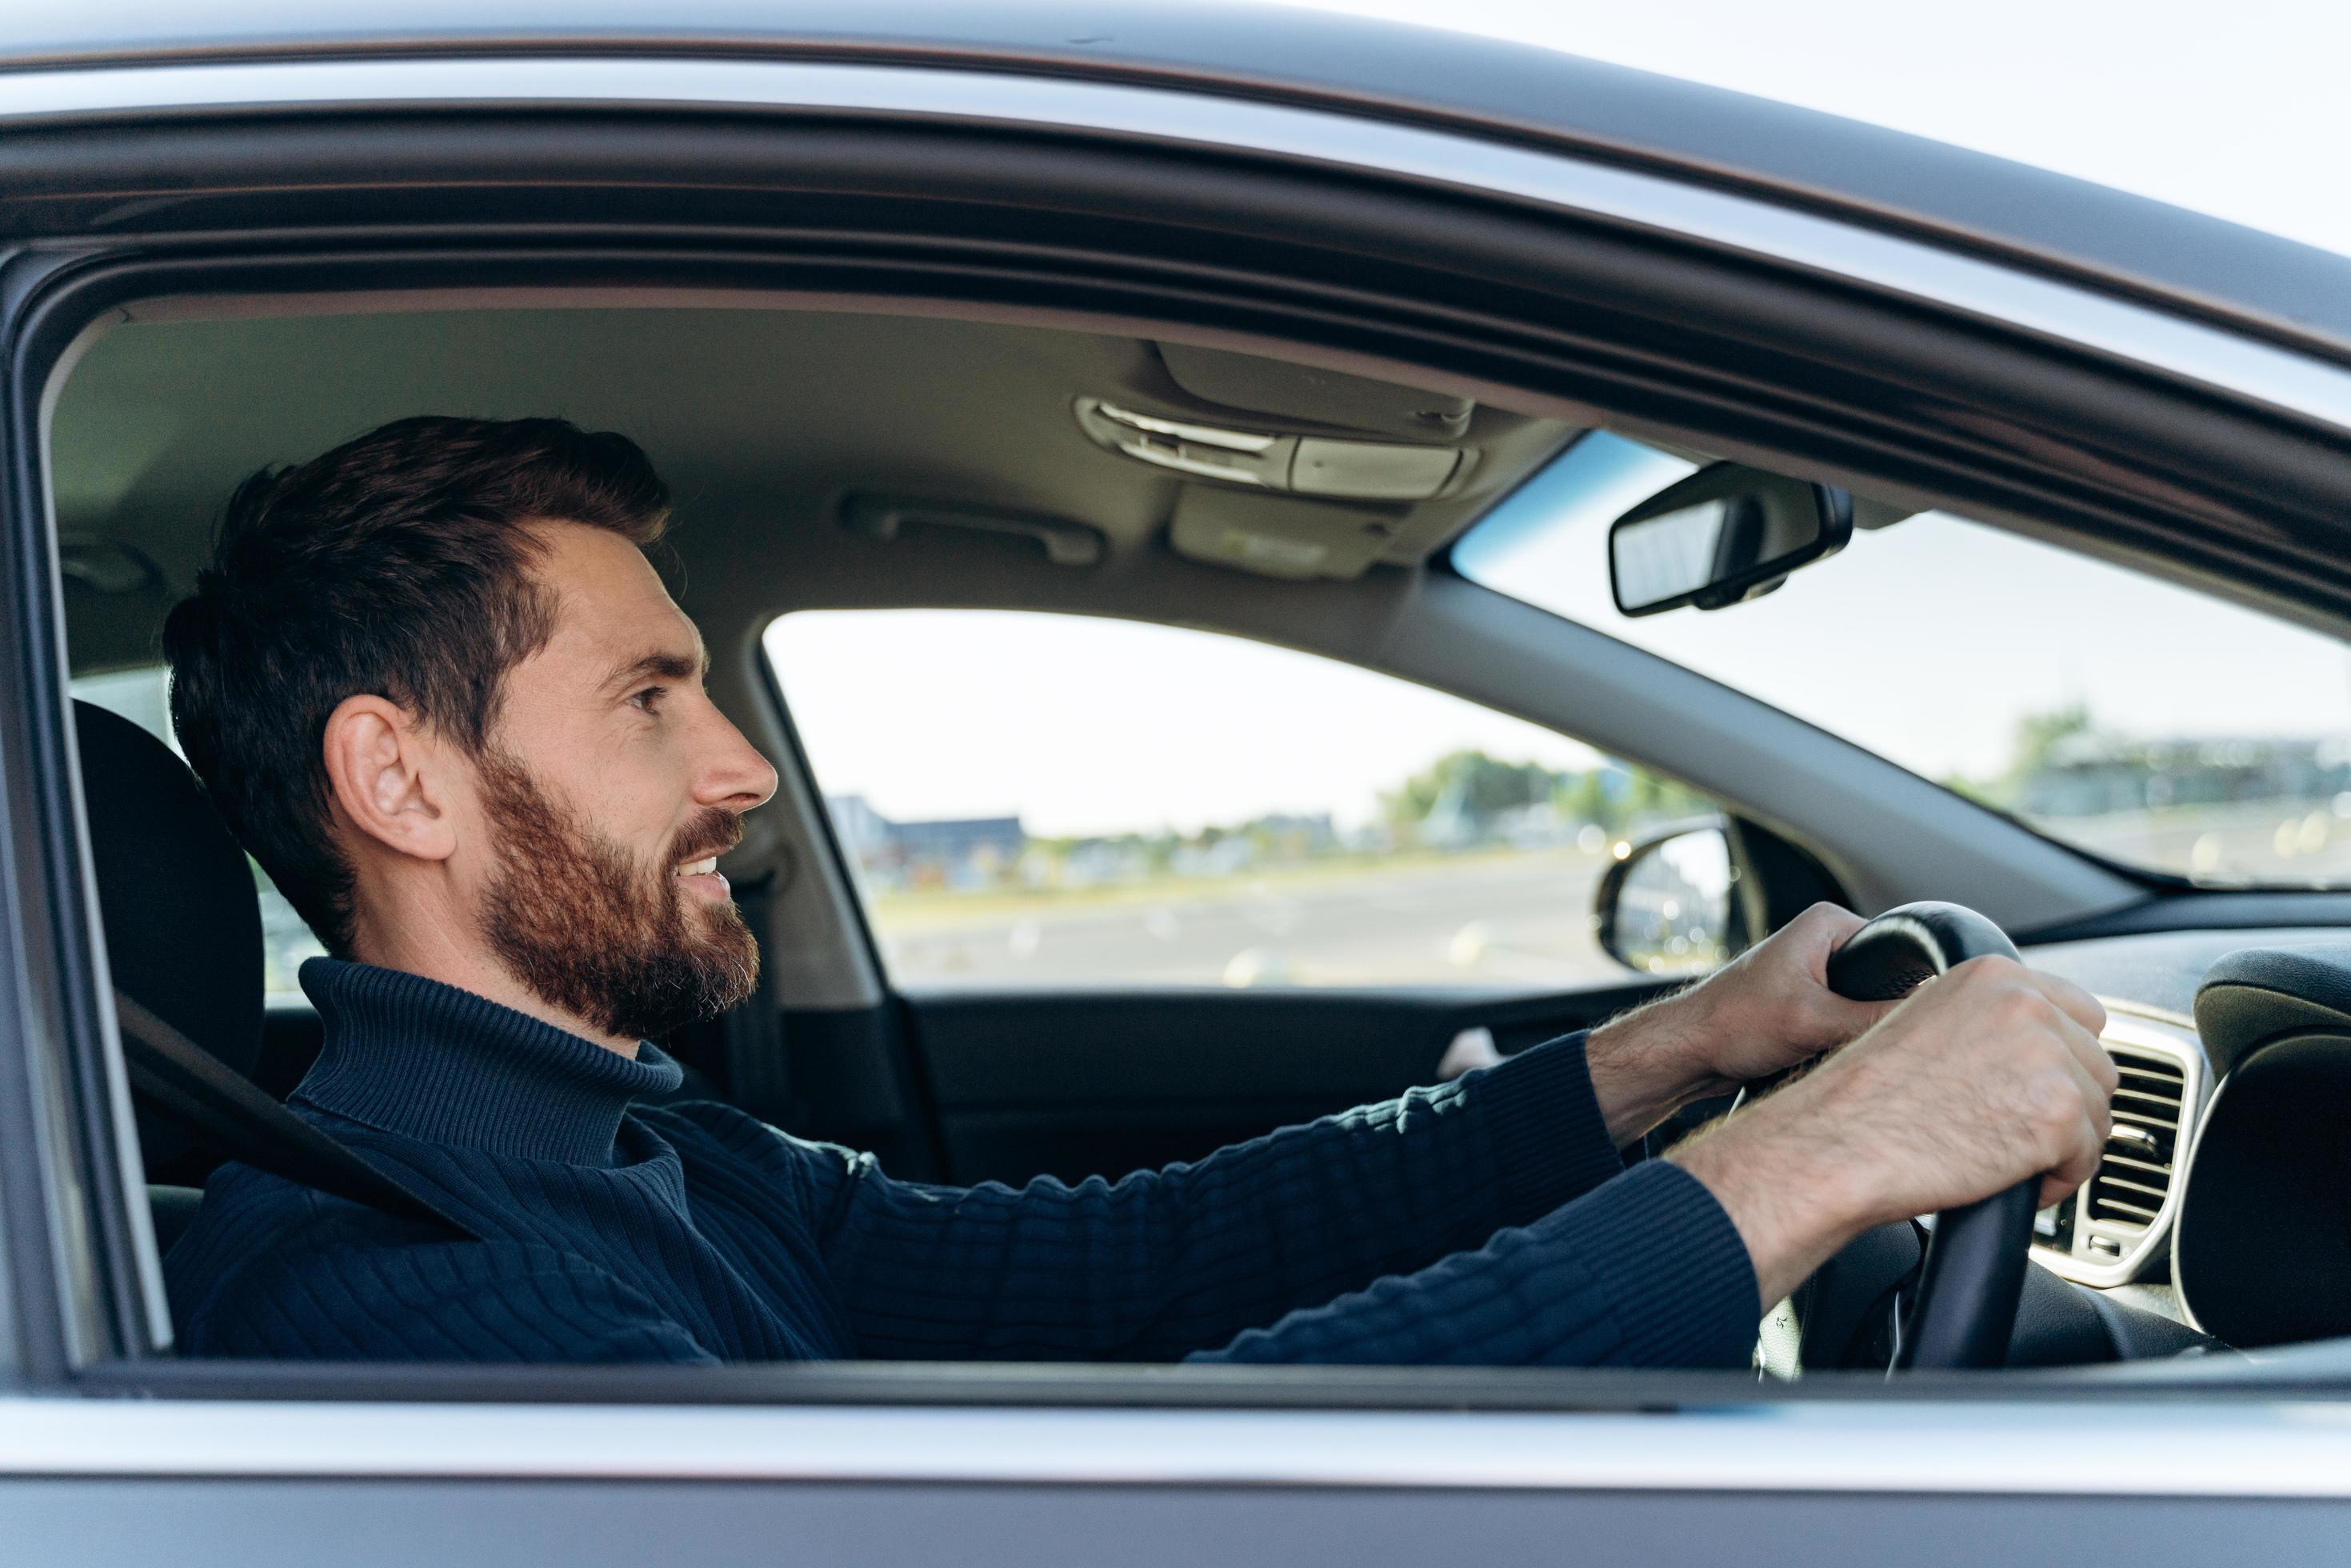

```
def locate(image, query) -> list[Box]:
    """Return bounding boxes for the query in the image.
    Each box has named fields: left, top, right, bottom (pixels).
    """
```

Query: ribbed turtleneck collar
left=291, top=958, right=684, bottom=1166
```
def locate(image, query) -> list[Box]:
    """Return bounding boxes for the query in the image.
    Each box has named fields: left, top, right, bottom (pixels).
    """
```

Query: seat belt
left=721, top=874, right=794, bottom=1127
left=113, top=990, right=482, bottom=1240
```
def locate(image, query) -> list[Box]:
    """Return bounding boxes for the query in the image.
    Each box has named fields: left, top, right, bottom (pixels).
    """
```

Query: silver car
left=7, top=2, right=2351, bottom=1561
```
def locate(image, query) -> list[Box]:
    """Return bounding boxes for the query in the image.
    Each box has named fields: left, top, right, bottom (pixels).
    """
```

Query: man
left=161, top=415, right=2116, bottom=1366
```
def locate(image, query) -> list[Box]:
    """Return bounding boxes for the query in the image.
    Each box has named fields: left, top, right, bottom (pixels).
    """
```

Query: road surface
left=874, top=850, right=1645, bottom=990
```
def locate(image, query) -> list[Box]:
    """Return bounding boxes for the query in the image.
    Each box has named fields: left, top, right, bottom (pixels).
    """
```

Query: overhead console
left=1075, top=342, right=1576, bottom=582
left=2174, top=945, right=2351, bottom=1347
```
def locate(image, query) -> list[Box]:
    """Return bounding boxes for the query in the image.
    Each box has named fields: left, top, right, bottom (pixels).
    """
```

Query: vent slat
left=2088, top=1042, right=2191, bottom=1241
left=2095, top=1171, right=2169, bottom=1202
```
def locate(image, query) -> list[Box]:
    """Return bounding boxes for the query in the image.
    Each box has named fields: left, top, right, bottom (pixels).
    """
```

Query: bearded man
left=160, top=415, right=2113, bottom=1366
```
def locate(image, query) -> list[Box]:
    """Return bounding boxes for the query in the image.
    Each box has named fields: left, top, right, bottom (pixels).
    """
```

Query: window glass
left=766, top=610, right=1718, bottom=990
left=69, top=666, right=325, bottom=998
left=1454, top=432, right=2351, bottom=888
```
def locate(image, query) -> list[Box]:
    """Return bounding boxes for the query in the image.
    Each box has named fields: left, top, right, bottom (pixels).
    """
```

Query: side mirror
left=1609, top=463, right=1853, bottom=618
left=1594, top=823, right=1736, bottom=974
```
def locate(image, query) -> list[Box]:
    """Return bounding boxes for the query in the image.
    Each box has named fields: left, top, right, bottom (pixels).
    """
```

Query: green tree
left=2010, top=702, right=2094, bottom=778
left=1380, top=750, right=1562, bottom=831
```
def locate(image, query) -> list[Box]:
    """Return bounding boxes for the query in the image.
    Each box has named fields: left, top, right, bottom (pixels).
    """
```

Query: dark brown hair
left=162, top=415, right=670, bottom=952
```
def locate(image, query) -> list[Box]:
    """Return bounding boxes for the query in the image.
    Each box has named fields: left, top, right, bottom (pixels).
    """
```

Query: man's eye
left=629, top=686, right=667, bottom=713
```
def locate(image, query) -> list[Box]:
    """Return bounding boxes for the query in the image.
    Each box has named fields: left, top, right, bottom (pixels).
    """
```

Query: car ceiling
left=47, top=306, right=1581, bottom=677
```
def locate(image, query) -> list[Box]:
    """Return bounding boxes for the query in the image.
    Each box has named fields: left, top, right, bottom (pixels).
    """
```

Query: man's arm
left=817, top=1032, right=1631, bottom=1362
left=1192, top=1159, right=1759, bottom=1367
left=814, top=906, right=1901, bottom=1362
left=818, top=905, right=2113, bottom=1368
left=180, top=1238, right=718, bottom=1363
left=1198, top=950, right=2120, bottom=1367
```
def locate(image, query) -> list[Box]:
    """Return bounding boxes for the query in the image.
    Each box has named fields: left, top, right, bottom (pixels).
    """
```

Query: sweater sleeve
left=178, top=1237, right=718, bottom=1365
left=1192, top=1159, right=1759, bottom=1367
left=818, top=1033, right=1647, bottom=1362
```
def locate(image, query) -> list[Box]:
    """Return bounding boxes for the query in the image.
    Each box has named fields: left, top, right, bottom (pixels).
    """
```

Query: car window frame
left=10, top=58, right=2351, bottom=1444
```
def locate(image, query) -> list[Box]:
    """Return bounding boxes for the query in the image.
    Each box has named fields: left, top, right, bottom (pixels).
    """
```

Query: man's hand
left=1583, top=902, right=1897, bottom=1145
left=1669, top=956, right=2117, bottom=1307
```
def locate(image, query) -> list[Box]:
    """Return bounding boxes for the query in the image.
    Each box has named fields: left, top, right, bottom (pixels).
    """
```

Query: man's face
left=461, top=525, right=778, bottom=1041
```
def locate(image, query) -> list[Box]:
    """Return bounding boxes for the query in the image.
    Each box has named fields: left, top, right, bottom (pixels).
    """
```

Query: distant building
left=2018, top=735, right=2351, bottom=818
left=825, top=795, right=1026, bottom=890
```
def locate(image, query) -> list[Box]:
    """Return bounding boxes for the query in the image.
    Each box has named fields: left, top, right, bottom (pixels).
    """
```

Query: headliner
left=46, top=304, right=1577, bottom=675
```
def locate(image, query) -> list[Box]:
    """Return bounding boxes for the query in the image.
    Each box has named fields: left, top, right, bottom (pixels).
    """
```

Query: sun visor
left=1156, top=342, right=1473, bottom=439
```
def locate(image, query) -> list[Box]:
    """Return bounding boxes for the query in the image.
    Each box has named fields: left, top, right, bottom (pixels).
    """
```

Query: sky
left=768, top=611, right=1606, bottom=837
left=1271, top=0, right=2351, bottom=261
left=773, top=1, right=2351, bottom=844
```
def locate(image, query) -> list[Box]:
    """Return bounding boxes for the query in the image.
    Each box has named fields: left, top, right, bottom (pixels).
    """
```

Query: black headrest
left=74, top=699, right=264, bottom=1088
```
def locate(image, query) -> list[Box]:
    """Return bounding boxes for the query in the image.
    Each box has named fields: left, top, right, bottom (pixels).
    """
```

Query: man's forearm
left=1192, top=1160, right=1760, bottom=1369
left=1581, top=987, right=1730, bottom=1147
left=1666, top=1109, right=1864, bottom=1307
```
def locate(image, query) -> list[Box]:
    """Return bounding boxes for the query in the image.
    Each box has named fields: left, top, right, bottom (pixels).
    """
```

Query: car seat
left=74, top=698, right=266, bottom=1250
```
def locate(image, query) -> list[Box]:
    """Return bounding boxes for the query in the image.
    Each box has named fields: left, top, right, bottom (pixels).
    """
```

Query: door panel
left=904, top=982, right=1666, bottom=1186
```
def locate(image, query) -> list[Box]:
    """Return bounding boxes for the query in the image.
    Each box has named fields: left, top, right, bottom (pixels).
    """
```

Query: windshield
left=1453, top=432, right=2351, bottom=888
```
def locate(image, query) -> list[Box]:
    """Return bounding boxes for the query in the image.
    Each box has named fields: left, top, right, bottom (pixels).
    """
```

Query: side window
left=69, top=666, right=326, bottom=998
left=765, top=610, right=1721, bottom=990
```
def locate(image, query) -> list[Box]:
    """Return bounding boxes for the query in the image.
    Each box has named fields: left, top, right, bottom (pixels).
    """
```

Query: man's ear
left=321, top=694, right=457, bottom=863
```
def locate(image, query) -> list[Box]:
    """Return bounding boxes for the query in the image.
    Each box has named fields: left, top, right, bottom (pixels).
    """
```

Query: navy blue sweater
left=165, top=960, right=1760, bottom=1366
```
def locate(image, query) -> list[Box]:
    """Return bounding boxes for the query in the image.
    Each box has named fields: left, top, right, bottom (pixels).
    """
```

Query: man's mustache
left=668, top=809, right=744, bottom=870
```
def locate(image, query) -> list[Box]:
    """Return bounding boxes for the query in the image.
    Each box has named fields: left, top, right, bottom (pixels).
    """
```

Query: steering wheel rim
left=1823, top=901, right=2037, bottom=1372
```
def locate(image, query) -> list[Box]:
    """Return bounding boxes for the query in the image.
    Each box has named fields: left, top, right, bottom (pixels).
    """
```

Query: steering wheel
left=1821, top=901, right=2037, bottom=1371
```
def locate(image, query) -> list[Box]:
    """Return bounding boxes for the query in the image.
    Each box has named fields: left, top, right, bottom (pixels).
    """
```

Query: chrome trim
left=1096, top=403, right=1276, bottom=453
left=6, top=1395, right=2351, bottom=1495
left=6, top=58, right=2351, bottom=434
left=2031, top=1004, right=2208, bottom=1290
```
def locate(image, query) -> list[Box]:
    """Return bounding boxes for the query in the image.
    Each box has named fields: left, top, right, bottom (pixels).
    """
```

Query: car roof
left=12, top=0, right=2351, bottom=358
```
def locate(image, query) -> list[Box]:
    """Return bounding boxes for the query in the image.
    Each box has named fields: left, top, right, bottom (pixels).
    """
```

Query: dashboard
left=2024, top=926, right=2351, bottom=1346
left=2026, top=1006, right=2202, bottom=1294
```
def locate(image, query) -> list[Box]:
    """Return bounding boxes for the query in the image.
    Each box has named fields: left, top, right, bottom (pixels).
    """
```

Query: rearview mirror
left=1609, top=463, right=1852, bottom=618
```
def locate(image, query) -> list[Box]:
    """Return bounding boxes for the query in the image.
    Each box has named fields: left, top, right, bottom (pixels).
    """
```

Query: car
left=9, top=1, right=2351, bottom=1560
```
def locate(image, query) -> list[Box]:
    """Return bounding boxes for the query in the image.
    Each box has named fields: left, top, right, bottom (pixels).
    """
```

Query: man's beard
left=473, top=748, right=759, bottom=1042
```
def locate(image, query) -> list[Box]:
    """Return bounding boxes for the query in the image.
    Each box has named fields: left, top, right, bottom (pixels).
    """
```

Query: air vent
left=2085, top=1046, right=2188, bottom=1231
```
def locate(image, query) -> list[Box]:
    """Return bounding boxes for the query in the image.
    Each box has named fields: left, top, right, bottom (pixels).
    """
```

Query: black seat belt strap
left=722, top=874, right=793, bottom=1126
left=113, top=990, right=482, bottom=1239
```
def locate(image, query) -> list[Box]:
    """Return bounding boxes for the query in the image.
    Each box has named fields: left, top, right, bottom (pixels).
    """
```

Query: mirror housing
left=1594, top=821, right=1737, bottom=974
left=1609, top=463, right=1853, bottom=618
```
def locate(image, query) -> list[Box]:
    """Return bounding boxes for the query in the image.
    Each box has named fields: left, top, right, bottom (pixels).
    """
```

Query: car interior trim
left=1, top=256, right=164, bottom=1379
left=2028, top=1006, right=2207, bottom=1290
left=6, top=56, right=2351, bottom=441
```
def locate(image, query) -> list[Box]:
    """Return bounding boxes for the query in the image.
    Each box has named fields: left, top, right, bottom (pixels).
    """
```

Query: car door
left=14, top=13, right=2351, bottom=1563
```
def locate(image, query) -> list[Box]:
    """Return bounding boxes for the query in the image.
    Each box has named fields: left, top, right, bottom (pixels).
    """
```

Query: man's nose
left=696, top=709, right=779, bottom=813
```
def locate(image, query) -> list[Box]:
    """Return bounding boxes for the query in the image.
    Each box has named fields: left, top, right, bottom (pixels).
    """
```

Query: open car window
left=768, top=609, right=1722, bottom=989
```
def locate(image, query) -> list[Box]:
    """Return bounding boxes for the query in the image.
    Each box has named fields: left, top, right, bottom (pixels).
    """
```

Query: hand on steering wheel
left=1825, top=905, right=2050, bottom=1369
left=1670, top=902, right=2115, bottom=1370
